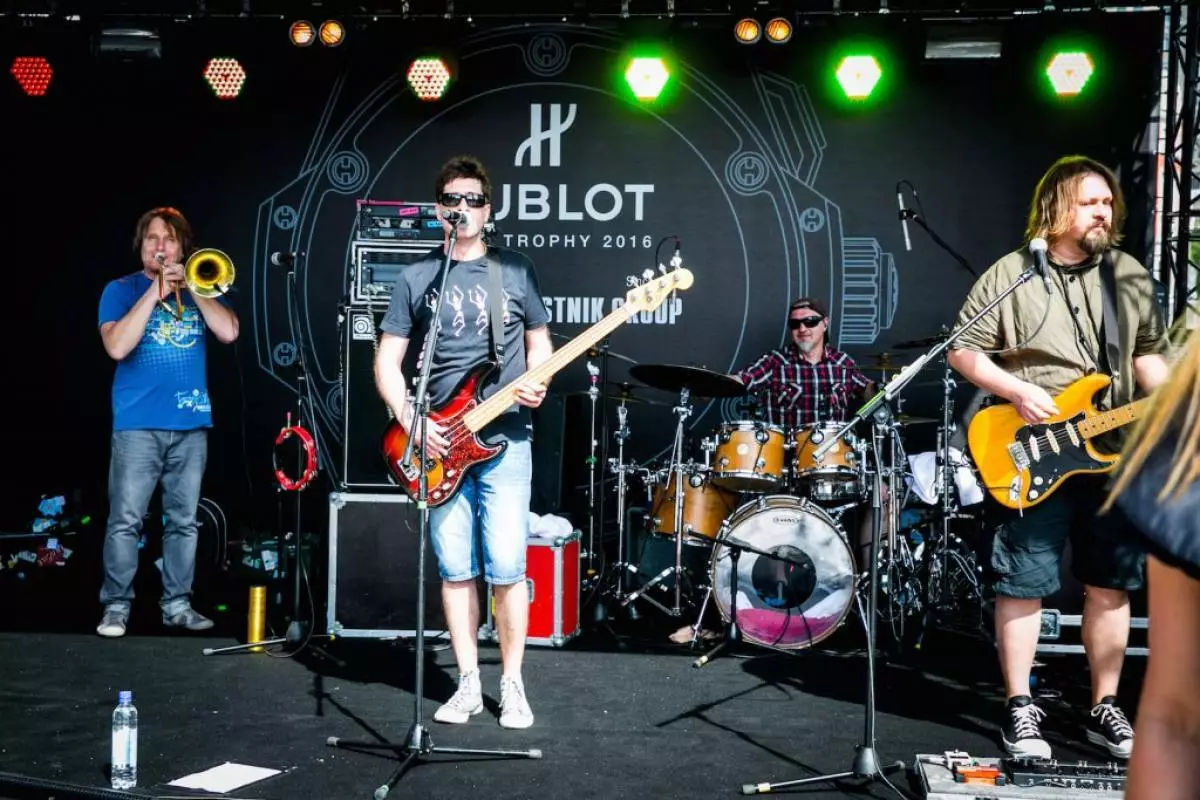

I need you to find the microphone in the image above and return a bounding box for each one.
[270,251,301,266]
[897,190,912,252]
[441,209,469,226]
[1028,237,1052,294]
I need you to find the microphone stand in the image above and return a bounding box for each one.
[202,260,338,662]
[325,223,541,799]
[738,264,1040,796]
[900,208,978,279]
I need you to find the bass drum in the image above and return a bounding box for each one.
[710,496,856,650]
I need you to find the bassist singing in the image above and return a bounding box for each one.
[374,155,552,731]
[946,156,1169,762]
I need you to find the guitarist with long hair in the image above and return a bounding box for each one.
[946,156,1169,760]
[375,155,553,730]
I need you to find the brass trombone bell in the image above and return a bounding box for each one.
[185,248,235,298]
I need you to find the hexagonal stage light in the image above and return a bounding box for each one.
[203,58,246,99]
[835,54,882,100]
[407,57,452,101]
[624,57,670,101]
[1046,51,1094,96]
[11,57,53,97]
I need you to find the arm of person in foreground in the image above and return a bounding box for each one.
[1126,555,1200,800]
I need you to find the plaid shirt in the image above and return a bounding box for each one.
[735,345,871,430]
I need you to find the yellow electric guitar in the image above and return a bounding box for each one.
[967,373,1150,510]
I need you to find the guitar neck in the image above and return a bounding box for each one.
[462,304,637,432]
[1077,397,1151,440]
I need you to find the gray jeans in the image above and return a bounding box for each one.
[100,429,208,616]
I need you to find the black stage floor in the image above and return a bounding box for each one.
[0,612,1141,800]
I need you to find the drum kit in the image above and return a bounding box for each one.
[588,343,987,659]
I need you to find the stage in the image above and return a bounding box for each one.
[0,619,1137,800]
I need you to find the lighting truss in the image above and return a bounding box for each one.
[1155,0,1200,325]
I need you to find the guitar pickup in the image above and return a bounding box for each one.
[1008,442,1031,471]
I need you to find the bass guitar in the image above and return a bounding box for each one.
[382,268,694,506]
[966,372,1149,510]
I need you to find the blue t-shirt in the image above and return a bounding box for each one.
[98,272,213,431]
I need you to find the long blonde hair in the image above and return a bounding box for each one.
[1024,155,1126,247]
[1103,319,1200,511]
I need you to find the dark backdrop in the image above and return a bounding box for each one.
[0,11,1163,541]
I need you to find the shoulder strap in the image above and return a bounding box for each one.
[1098,250,1122,376]
[486,248,505,365]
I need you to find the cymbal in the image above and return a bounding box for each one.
[562,382,671,407]
[893,333,949,350]
[896,414,938,425]
[628,363,747,398]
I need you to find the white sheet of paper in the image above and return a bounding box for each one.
[167,762,281,793]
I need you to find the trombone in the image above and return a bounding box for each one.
[157,248,236,318]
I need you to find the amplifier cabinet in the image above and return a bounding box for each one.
[326,492,448,639]
[340,306,398,490]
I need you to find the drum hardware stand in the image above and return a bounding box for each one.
[594,398,645,624]
[620,386,693,617]
[739,268,1037,796]
[326,220,541,799]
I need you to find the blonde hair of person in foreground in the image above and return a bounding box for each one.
[1102,315,1200,800]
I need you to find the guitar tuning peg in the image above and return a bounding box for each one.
[642,269,655,281]
[625,275,639,288]
[657,263,668,275]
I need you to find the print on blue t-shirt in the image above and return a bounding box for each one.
[98,272,213,431]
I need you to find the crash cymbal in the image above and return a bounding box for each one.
[893,333,949,350]
[628,363,747,398]
[895,414,938,425]
[562,382,672,407]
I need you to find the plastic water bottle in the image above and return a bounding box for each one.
[111,690,137,789]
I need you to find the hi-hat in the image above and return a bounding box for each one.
[628,364,747,398]
[562,382,671,407]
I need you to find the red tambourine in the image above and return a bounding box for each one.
[273,413,318,491]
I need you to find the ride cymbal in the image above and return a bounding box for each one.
[628,363,747,398]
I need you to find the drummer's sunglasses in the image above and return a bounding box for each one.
[789,315,825,330]
[439,192,489,208]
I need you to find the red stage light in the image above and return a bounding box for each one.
[11,57,53,97]
[203,58,246,99]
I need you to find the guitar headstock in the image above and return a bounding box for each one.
[622,268,694,315]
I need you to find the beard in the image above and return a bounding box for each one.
[1080,225,1112,257]
[797,339,818,354]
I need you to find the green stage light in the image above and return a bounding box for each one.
[624,57,670,101]
[1046,51,1094,96]
[835,54,882,100]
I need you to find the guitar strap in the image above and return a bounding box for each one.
[1097,249,1123,380]
[485,248,505,366]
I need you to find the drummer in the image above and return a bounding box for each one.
[735,297,872,429]
[735,297,880,564]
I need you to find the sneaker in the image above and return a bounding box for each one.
[1087,696,1134,759]
[1002,695,1052,758]
[433,670,483,724]
[499,675,534,730]
[96,609,127,638]
[162,607,214,631]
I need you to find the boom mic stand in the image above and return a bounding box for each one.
[739,265,1040,795]
[325,222,541,799]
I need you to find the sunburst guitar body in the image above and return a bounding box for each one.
[966,373,1149,511]
[382,268,695,506]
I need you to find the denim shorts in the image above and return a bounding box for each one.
[985,474,1146,598]
[429,438,531,585]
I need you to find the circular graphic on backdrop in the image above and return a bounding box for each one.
[250,24,897,475]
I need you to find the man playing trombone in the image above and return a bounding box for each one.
[95,207,239,638]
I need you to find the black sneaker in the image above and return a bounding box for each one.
[1002,695,1052,758]
[1087,696,1133,759]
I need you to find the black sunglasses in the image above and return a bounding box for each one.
[439,191,489,209]
[789,316,825,330]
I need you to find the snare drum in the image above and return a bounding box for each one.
[791,423,862,503]
[711,421,786,492]
[648,468,738,545]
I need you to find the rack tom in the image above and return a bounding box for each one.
[710,421,786,492]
